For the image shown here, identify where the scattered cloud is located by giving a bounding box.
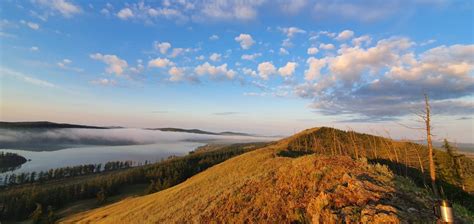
[117,8,134,20]
[335,29,354,41]
[278,0,307,14]
[278,62,297,77]
[307,47,319,55]
[243,68,258,77]
[115,2,188,23]
[90,53,128,76]
[154,41,172,54]
[319,43,335,50]
[33,0,82,17]
[235,34,255,49]
[1,67,57,88]
[304,57,326,81]
[279,48,289,55]
[91,78,117,86]
[420,39,437,46]
[278,26,306,38]
[241,53,261,60]
[168,66,185,81]
[352,35,372,47]
[210,53,221,62]
[257,61,277,80]
[209,34,219,40]
[195,62,236,79]
[20,20,40,30]
[30,46,40,52]
[148,58,174,68]
[294,38,473,119]
[57,58,83,72]
[196,0,265,22]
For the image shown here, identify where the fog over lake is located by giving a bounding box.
[0,128,277,176]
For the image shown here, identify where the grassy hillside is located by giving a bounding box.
[0,142,269,222]
[61,128,474,223]
[286,127,474,190]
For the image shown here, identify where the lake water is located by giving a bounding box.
[0,128,277,177]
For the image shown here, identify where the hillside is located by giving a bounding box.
[146,127,254,136]
[62,127,474,223]
[0,121,112,129]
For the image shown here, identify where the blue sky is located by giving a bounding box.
[0,0,473,142]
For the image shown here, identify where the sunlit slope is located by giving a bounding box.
[62,129,445,223]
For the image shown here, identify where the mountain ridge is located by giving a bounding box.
[61,127,474,223]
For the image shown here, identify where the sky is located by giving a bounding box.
[0,0,473,142]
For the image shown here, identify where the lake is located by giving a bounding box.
[0,128,277,177]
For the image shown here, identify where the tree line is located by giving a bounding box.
[0,152,27,173]
[0,142,268,222]
[1,161,133,186]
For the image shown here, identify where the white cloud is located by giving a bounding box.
[148,58,174,68]
[91,78,116,86]
[329,37,413,82]
[30,46,40,52]
[1,67,57,88]
[90,53,128,76]
[235,34,255,49]
[257,61,277,80]
[113,2,188,23]
[307,47,319,55]
[294,38,474,119]
[194,62,235,79]
[352,35,372,47]
[57,58,82,72]
[209,53,221,62]
[241,53,261,60]
[319,43,335,50]
[278,26,306,38]
[278,0,307,14]
[304,57,327,81]
[387,44,474,81]
[335,29,354,41]
[34,0,82,17]
[197,0,264,21]
[22,21,40,30]
[420,39,436,46]
[196,55,205,60]
[243,68,257,77]
[154,41,172,54]
[129,60,144,74]
[168,66,185,81]
[170,48,184,57]
[117,8,134,20]
[209,34,219,40]
[279,48,289,55]
[282,38,293,48]
[278,62,297,77]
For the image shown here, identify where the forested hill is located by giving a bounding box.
[62,127,474,223]
[0,121,113,129]
[146,127,253,136]
[0,152,27,172]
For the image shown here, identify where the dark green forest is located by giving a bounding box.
[0,142,269,222]
[0,152,27,173]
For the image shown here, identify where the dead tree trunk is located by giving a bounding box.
[424,94,439,198]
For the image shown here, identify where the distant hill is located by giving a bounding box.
[147,127,254,136]
[0,121,114,129]
[62,127,474,223]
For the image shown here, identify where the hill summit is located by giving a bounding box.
[62,127,474,223]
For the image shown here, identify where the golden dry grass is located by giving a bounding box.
[61,134,442,224]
